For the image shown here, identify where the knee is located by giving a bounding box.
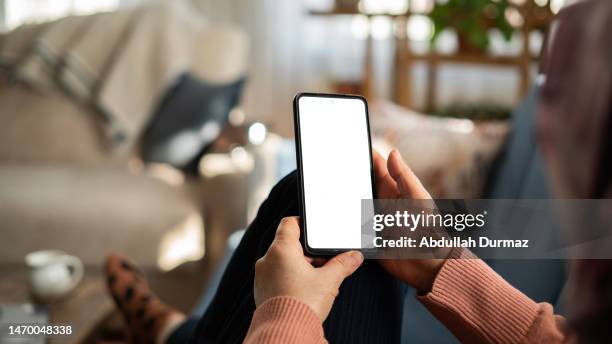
[269,170,298,196]
[259,170,299,216]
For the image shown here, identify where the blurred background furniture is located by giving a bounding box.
[310,0,556,115]
[0,2,249,272]
[394,0,553,110]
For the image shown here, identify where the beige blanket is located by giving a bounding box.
[0,1,209,153]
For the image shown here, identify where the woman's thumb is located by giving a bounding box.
[321,251,364,284]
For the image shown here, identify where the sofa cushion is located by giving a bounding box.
[141,73,245,170]
[0,165,204,270]
[0,82,130,166]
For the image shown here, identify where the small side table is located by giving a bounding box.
[198,151,251,262]
[196,124,295,262]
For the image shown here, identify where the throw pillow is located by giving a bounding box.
[142,73,245,170]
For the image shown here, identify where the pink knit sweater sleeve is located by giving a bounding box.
[418,248,570,343]
[244,296,327,344]
[244,249,570,344]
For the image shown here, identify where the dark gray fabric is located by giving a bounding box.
[142,74,244,169]
[484,86,548,199]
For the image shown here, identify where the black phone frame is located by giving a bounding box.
[293,92,377,256]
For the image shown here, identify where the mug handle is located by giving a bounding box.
[61,255,84,290]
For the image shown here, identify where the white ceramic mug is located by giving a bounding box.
[25,250,84,302]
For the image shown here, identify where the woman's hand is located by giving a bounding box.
[254,217,364,321]
[373,149,449,293]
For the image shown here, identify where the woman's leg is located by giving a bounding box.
[187,171,405,344]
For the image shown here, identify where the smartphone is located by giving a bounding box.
[293,93,375,255]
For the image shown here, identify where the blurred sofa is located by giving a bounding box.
[0,7,249,270]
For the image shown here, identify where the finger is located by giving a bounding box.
[387,150,431,199]
[274,216,301,242]
[320,251,364,284]
[372,149,389,179]
[373,150,400,198]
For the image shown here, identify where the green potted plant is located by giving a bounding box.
[429,0,515,53]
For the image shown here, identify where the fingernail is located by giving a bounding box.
[350,251,364,264]
[393,149,405,163]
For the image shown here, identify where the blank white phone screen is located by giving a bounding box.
[298,96,373,249]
